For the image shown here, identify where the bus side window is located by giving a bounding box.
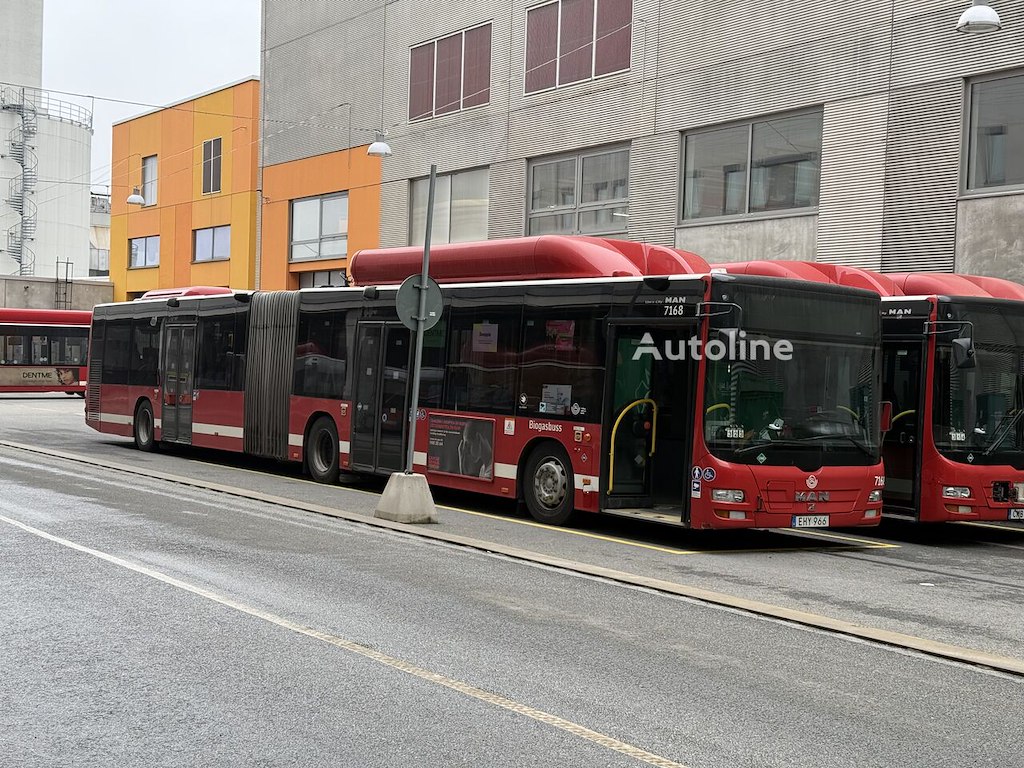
[519,310,604,421]
[102,321,131,385]
[443,307,519,414]
[130,318,161,388]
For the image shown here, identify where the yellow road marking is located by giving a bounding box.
[0,513,689,768]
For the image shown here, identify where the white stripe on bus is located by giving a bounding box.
[192,423,244,439]
[495,463,517,480]
[99,412,132,425]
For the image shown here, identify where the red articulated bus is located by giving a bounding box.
[713,260,1024,524]
[86,236,887,530]
[0,307,92,394]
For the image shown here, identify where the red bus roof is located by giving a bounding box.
[138,286,235,299]
[349,235,710,285]
[0,307,92,325]
[886,272,1024,300]
[711,261,905,296]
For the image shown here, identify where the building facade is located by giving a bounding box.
[110,78,259,302]
[260,0,1024,281]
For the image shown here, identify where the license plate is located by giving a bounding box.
[1009,509,1024,521]
[792,514,830,528]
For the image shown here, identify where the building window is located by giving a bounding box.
[410,167,489,245]
[298,269,347,288]
[194,225,231,262]
[290,193,348,261]
[525,0,632,94]
[527,147,628,235]
[142,155,157,205]
[202,138,222,194]
[409,23,492,121]
[682,110,822,221]
[967,73,1024,191]
[129,235,160,268]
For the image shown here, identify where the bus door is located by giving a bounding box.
[882,339,923,518]
[350,322,411,474]
[603,323,697,514]
[162,324,196,444]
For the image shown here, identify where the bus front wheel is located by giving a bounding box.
[307,416,340,484]
[134,401,156,452]
[523,443,575,526]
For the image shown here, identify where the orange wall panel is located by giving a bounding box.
[260,147,382,290]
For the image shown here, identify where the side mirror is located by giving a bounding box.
[952,336,976,369]
[880,400,893,433]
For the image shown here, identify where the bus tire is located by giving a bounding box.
[523,442,575,525]
[134,401,156,452]
[307,416,340,484]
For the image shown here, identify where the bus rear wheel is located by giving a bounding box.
[134,401,156,452]
[307,416,340,484]
[523,443,575,525]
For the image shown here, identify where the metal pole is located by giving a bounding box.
[405,163,436,474]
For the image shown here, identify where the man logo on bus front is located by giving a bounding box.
[806,475,818,489]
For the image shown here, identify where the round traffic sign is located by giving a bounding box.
[396,274,443,331]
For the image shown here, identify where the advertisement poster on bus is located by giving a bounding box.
[427,414,494,480]
[0,367,79,387]
[472,322,498,353]
[546,319,575,350]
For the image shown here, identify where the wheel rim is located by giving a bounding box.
[311,430,335,475]
[533,458,568,510]
[137,410,152,445]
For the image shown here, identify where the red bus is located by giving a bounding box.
[713,260,1024,524]
[0,307,91,394]
[86,236,886,530]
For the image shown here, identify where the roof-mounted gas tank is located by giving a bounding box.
[348,235,710,286]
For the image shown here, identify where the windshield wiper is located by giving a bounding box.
[983,409,1024,456]
[732,439,814,456]
[797,433,875,458]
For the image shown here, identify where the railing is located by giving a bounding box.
[0,84,92,130]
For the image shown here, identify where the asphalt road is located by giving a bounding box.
[1,394,1023,767]
[3,394,1024,660]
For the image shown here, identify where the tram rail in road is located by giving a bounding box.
[2,438,1022,679]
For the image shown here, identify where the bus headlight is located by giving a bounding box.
[942,486,971,499]
[868,489,882,503]
[712,489,745,503]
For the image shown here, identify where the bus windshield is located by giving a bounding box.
[703,284,881,467]
[933,301,1024,468]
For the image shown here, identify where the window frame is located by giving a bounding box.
[408,22,493,122]
[524,0,632,96]
[141,155,158,206]
[526,146,629,236]
[289,192,349,263]
[193,225,231,263]
[202,137,223,195]
[679,108,823,224]
[963,70,1024,196]
[128,235,160,269]
[408,166,490,245]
